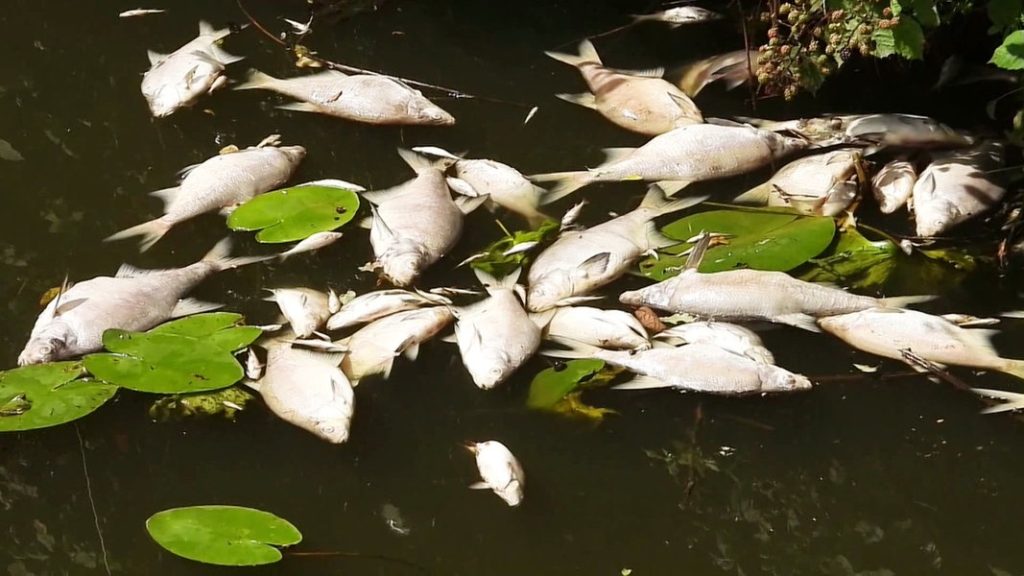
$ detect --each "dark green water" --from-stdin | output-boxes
[2,1,1024,574]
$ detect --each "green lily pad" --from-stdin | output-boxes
[83,313,260,394]
[0,362,117,432]
[471,220,559,278]
[639,209,836,280]
[527,359,617,423]
[227,180,362,243]
[146,505,302,566]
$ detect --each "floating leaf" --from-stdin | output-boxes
[471,220,559,278]
[527,359,617,422]
[0,362,117,432]
[83,313,260,394]
[227,180,362,243]
[639,209,836,280]
[148,386,256,422]
[991,30,1024,70]
[146,505,302,566]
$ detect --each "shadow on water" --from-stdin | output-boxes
[2,0,1024,574]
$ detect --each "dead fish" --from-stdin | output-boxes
[619,268,933,332]
[971,388,1024,414]
[872,159,917,214]
[106,143,305,251]
[560,200,588,231]
[411,146,551,226]
[264,287,340,339]
[527,187,703,311]
[466,440,525,507]
[119,8,166,18]
[734,148,862,216]
[454,269,542,390]
[544,338,811,395]
[818,308,1024,380]
[654,321,775,364]
[236,69,455,126]
[546,39,702,136]
[338,307,453,385]
[141,21,244,117]
[531,122,807,203]
[327,289,450,331]
[546,306,650,350]
[631,6,722,27]
[278,231,345,260]
[912,141,1005,237]
[18,238,268,365]
[672,50,757,97]
[363,150,477,286]
[251,340,354,443]
[740,113,973,150]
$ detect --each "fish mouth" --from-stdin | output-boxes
[462,442,479,454]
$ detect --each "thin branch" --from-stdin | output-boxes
[76,425,112,576]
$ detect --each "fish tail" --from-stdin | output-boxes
[397,147,456,173]
[235,69,279,91]
[201,237,273,270]
[104,218,173,252]
[1000,360,1024,382]
[639,184,705,216]
[879,295,937,309]
[473,267,521,293]
[532,171,594,205]
[544,38,602,68]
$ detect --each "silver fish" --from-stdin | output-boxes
[364,150,469,286]
[466,440,525,507]
[546,39,702,136]
[632,6,722,27]
[264,287,340,339]
[654,321,774,364]
[278,231,345,260]
[254,340,354,443]
[106,144,306,251]
[871,159,917,214]
[818,308,1024,380]
[546,306,650,350]
[327,289,449,331]
[18,238,266,365]
[544,339,811,396]
[532,122,807,203]
[619,268,933,332]
[912,141,1005,237]
[338,306,453,385]
[454,269,541,390]
[236,69,455,126]
[673,50,757,97]
[141,21,243,117]
[741,113,973,150]
[734,148,862,216]
[119,8,166,18]
[527,187,702,311]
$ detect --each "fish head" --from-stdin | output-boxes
[312,416,351,444]
[407,98,455,126]
[618,287,645,307]
[758,365,814,393]
[469,350,513,390]
[143,58,224,117]
[763,130,810,158]
[276,145,308,166]
[525,272,572,312]
[18,326,73,366]
[381,245,430,287]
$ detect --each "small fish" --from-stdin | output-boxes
[278,231,345,260]
[631,6,721,27]
[282,16,313,35]
[544,338,811,395]
[546,306,650,350]
[338,307,453,385]
[264,287,339,339]
[141,21,244,117]
[546,39,702,136]
[734,148,862,216]
[912,141,1005,237]
[672,50,757,97]
[236,69,455,126]
[466,440,525,507]
[253,340,353,443]
[106,143,305,251]
[119,8,166,18]
[18,238,267,365]
[454,269,542,389]
[619,268,933,332]
[871,159,917,214]
[527,187,702,311]
[654,321,774,364]
[411,146,551,226]
[245,347,264,380]
[741,113,973,151]
[560,200,588,231]
[818,308,1024,380]
[531,122,807,203]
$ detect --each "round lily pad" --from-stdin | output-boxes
[0,362,117,432]
[146,505,302,566]
[227,180,362,243]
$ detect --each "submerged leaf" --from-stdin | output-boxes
[0,363,117,432]
[146,505,302,566]
[227,181,361,243]
[471,220,559,278]
[148,386,256,422]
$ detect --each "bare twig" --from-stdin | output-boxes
[76,425,112,576]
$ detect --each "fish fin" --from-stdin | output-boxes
[653,180,692,197]
[289,347,346,367]
[667,91,696,110]
[403,342,421,361]
[733,183,773,205]
[411,146,463,160]
[206,43,244,65]
[879,295,937,308]
[469,481,491,490]
[397,147,443,174]
[684,233,712,270]
[599,147,636,164]
[115,263,164,278]
[440,333,458,344]
[1000,360,1024,382]
[54,298,87,317]
[555,92,598,110]
[369,205,396,241]
[532,171,594,205]
[612,374,671,390]
[201,236,273,269]
[149,186,181,210]
[198,20,217,37]
[276,101,323,114]
[242,379,262,392]
[234,68,279,91]
[972,387,1024,413]
[357,216,373,230]
[171,297,224,318]
[579,252,610,278]
[381,356,396,380]
[455,194,489,215]
[613,66,665,78]
[529,309,557,330]
[544,38,601,68]
[555,295,605,306]
[639,185,705,216]
[644,221,679,250]
[146,50,168,66]
[474,267,521,292]
[329,369,352,399]
[446,177,480,197]
[104,218,173,253]
[774,313,822,332]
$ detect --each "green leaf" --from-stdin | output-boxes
[470,220,559,278]
[991,30,1024,70]
[0,363,117,432]
[527,360,617,423]
[83,313,261,394]
[988,0,1022,31]
[907,0,940,27]
[148,386,257,422]
[226,180,361,243]
[146,506,301,566]
[872,17,925,60]
[638,209,836,281]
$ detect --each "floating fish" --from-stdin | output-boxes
[672,50,757,97]
[546,306,650,350]
[236,69,455,126]
[106,143,305,251]
[740,113,973,151]
[466,440,525,507]
[631,6,722,27]
[871,158,917,214]
[912,141,1005,237]
[337,306,454,385]
[278,231,345,260]
[545,39,702,136]
[734,148,862,216]
[264,287,340,339]
[327,289,450,331]
[119,8,167,18]
[654,321,774,364]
